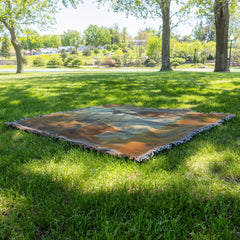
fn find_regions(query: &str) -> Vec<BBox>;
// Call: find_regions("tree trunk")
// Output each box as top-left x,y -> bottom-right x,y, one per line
160,0 -> 172,71
214,0 -> 229,72
9,27 -> 24,73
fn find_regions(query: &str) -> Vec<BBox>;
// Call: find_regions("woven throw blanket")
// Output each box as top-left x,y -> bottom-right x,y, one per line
5,105 -> 235,162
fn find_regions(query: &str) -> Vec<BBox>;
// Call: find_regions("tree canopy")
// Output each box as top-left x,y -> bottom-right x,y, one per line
61,30 -> 83,49
0,0 -> 59,30
96,0 -> 184,71
84,25 -> 111,47
0,36 -> 11,59
0,0 -> 82,73
229,5 -> 240,40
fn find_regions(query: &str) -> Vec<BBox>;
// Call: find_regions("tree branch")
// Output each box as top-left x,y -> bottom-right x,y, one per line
0,17 -> 11,30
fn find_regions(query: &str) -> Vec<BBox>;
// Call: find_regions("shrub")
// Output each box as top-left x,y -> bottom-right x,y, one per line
144,58 -> 156,67
64,56 -> 83,67
114,49 -> 124,55
129,43 -> 134,50
71,57 -> 83,67
120,43 -> 126,48
200,56 -> 207,64
70,48 -> 78,55
147,36 -> 161,62
171,62 -> 180,68
33,56 -> 45,67
133,58 -> 143,67
170,58 -> 185,65
193,55 -> 199,63
193,49 -> 199,63
232,48 -> 240,62
106,45 -> 112,51
94,58 -> 101,66
126,60 -> 134,67
103,49 -> 108,55
123,53 -> 130,67
208,54 -> 215,60
47,57 -> 62,68
112,44 -> 119,51
173,50 -> 187,59
82,49 -> 91,57
94,48 -> 99,54
64,56 -> 75,66
112,55 -> 123,67
102,57 -> 116,67
60,49 -> 68,60
122,47 -> 128,53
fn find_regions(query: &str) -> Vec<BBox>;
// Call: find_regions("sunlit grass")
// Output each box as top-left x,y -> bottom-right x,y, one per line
0,71 -> 239,239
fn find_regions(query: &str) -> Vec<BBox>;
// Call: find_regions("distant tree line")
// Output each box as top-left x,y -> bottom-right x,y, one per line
0,0 -> 239,73
2,26 -> 240,68
13,25 -> 130,52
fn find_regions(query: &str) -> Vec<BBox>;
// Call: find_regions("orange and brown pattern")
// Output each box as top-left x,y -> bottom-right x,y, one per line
5,105 -> 235,161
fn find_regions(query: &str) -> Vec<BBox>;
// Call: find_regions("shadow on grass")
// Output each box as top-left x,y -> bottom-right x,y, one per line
1,144 -> 240,239
0,71 -> 240,239
1,71 -> 239,170
1,72 -> 237,116
1,129 -> 240,239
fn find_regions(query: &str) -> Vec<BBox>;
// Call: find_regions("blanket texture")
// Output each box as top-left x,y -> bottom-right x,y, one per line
5,105 -> 235,161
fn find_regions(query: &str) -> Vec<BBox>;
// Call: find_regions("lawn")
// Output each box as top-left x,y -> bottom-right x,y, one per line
0,71 -> 239,239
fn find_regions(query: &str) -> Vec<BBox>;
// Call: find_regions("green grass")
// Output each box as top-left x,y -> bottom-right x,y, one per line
176,63 -> 215,69
0,71 -> 239,239
0,65 -> 17,69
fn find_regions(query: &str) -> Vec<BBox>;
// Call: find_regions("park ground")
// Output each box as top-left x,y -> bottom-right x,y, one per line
0,71 -> 240,239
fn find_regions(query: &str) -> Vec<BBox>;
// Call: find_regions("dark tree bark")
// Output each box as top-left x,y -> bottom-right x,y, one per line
214,0 -> 229,72
9,27 -> 24,74
160,0 -> 172,71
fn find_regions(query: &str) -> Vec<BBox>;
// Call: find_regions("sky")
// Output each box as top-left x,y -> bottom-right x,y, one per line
40,1 -> 195,37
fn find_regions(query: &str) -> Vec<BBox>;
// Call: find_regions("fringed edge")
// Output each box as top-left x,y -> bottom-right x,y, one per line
136,113 -> 236,162
4,105 -> 236,162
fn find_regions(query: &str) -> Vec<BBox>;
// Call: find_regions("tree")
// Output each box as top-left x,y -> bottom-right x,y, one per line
229,5 -> 240,40
188,0 -> 239,72
214,0 -> 229,71
146,36 -> 162,63
84,25 -> 111,47
159,0 -> 172,71
121,27 -> 128,44
0,0 -> 82,73
134,28 -> 154,45
60,49 -> 68,60
109,24 -> 121,45
193,21 -> 215,42
96,0 -> 177,71
180,35 -> 193,42
1,36 -> 11,59
61,30 -> 83,49
20,29 -> 42,51
41,34 -> 61,48
0,0 -> 61,73
82,48 -> 91,56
